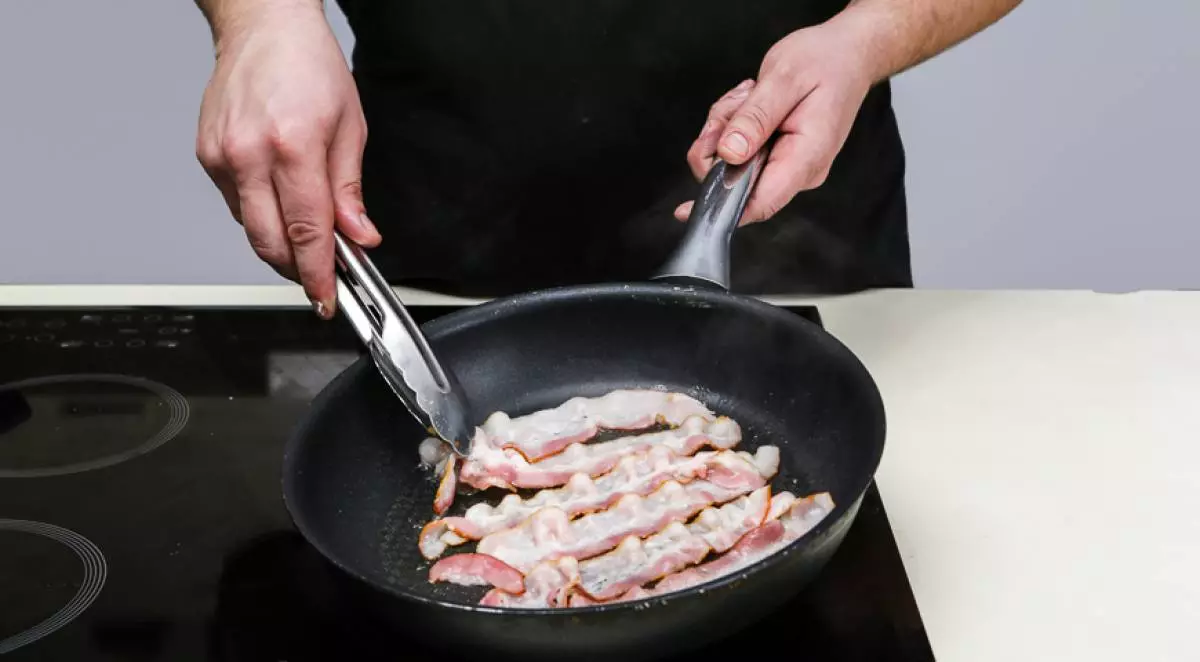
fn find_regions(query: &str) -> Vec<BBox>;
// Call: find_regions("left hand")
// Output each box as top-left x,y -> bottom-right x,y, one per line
677,21 -> 874,224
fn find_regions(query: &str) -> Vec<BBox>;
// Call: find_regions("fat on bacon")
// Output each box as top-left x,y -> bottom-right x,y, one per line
479,557 -> 580,609
618,491 -> 835,599
475,455 -> 772,573
418,445 -> 776,559
428,553 -> 524,595
457,415 -> 741,491
479,487 -> 775,607
479,389 -> 714,463
574,486 -> 773,601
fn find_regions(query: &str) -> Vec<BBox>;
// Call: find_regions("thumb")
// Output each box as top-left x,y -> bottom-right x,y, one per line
328,113 -> 381,247
717,75 -> 805,165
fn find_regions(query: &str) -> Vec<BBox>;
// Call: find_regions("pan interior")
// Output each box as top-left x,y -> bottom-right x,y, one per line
284,286 -> 884,609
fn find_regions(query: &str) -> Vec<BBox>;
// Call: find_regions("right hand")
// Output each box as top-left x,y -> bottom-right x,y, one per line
195,3 -> 381,318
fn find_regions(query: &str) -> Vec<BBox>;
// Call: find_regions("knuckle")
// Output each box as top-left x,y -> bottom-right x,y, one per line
246,235 -> 289,267
220,132 -> 268,170
269,118 -> 327,162
337,178 -> 363,200
760,48 -> 785,75
285,218 -> 327,247
770,60 -> 798,83
195,139 -> 222,170
734,104 -> 772,141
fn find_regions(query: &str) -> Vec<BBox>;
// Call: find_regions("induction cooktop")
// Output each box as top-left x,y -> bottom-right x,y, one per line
0,305 -> 933,661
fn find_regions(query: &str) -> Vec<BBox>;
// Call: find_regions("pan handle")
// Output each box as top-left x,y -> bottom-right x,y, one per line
653,146 -> 770,291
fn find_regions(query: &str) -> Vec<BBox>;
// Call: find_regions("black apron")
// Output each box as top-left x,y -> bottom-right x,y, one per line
335,0 -> 911,297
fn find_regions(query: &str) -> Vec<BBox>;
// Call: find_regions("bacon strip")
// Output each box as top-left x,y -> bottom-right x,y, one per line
477,461 -> 771,573
574,486 -> 773,601
475,490 -> 826,609
621,492 -> 835,599
420,445 -> 778,559
433,456 -> 458,515
428,553 -> 524,594
480,390 -> 714,462
479,558 -> 580,608
459,415 -> 742,491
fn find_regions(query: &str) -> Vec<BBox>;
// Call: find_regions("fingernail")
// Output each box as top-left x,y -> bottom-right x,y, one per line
736,79 -> 755,91
722,132 -> 750,158
674,202 -> 693,221
311,299 -> 332,320
358,213 -> 381,240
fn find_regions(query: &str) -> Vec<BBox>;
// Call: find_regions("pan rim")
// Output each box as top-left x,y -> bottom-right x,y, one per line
282,281 -> 886,616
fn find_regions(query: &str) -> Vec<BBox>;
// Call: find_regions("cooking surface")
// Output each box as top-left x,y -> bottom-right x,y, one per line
0,307 -> 932,661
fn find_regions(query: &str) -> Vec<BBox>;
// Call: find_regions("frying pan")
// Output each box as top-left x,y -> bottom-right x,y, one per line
282,153 -> 886,661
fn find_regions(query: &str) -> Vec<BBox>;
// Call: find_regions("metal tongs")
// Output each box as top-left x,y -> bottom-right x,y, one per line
333,233 -> 473,457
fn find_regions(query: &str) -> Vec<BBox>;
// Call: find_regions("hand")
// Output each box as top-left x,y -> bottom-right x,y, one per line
677,21 -> 874,224
195,3 -> 380,318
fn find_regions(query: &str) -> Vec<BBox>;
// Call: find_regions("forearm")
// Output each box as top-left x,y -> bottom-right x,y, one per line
829,0 -> 1023,83
194,0 -> 322,46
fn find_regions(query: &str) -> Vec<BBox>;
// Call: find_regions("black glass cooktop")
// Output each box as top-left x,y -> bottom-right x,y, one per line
0,306 -> 933,661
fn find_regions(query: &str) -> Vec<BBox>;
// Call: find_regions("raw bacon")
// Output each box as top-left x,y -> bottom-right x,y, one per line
421,446 -> 778,559
481,390 -> 714,462
433,456 -> 458,515
574,486 -> 773,601
418,517 -> 480,560
623,492 -> 835,599
477,467 -> 770,573
458,415 -> 741,491
428,553 -> 524,594
479,558 -> 580,608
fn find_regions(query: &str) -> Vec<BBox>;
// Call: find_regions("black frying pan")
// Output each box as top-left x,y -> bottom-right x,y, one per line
282,156 -> 886,662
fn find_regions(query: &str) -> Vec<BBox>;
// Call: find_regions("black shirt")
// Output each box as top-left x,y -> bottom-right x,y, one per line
335,0 -> 911,296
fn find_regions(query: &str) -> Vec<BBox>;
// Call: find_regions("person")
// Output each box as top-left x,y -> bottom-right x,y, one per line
194,0 -> 1021,318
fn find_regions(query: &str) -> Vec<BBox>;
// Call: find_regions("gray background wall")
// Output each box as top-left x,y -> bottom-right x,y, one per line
0,1 -> 1195,290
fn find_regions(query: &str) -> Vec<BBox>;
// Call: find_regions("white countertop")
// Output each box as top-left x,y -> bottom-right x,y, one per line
2,285 -> 1197,660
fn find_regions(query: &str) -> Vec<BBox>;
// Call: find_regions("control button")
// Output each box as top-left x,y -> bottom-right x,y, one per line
117,328 -> 139,335
4,319 -> 26,329
143,314 -> 162,322
171,314 -> 195,323
126,339 -> 146,348
95,339 -> 114,348
179,328 -> 193,335
33,333 -> 55,343
112,314 -> 132,323
59,340 -> 86,349
80,314 -> 103,323
0,333 -> 15,343
154,339 -> 179,349
158,327 -> 178,335
45,319 -> 66,329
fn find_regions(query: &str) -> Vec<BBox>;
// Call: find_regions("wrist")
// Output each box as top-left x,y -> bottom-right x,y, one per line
822,1 -> 906,85
210,0 -> 324,54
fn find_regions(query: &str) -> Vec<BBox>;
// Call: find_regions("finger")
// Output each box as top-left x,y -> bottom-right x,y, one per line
197,138 -> 243,223
236,172 -> 299,280
687,79 -> 755,180
328,109 -> 381,247
740,90 -> 842,224
206,166 -> 244,224
673,201 -> 694,222
273,149 -> 337,319
718,74 -> 813,165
